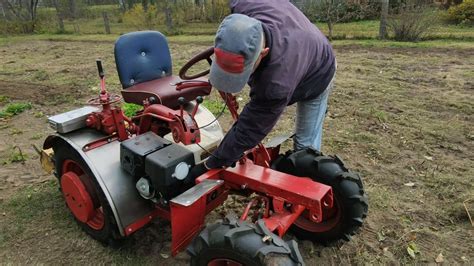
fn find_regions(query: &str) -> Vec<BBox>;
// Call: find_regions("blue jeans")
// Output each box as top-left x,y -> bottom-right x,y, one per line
294,75 -> 335,152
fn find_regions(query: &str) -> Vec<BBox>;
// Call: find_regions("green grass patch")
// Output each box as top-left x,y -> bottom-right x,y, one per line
122,103 -> 143,117
202,98 -> 227,116
2,146 -> 28,165
0,102 -> 32,118
0,95 -> 9,104
332,39 -> 474,49
1,17 -> 473,49
0,180 -> 81,248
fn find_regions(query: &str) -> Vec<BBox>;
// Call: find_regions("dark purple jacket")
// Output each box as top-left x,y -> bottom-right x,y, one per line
206,0 -> 336,168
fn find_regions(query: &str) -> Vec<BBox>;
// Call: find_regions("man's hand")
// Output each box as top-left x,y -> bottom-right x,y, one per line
184,162 -> 209,187
190,162 -> 209,178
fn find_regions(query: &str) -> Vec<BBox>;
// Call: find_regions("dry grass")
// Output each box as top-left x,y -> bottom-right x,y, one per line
0,38 -> 472,264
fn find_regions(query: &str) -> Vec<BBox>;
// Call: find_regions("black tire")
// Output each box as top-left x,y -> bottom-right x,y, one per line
53,142 -> 123,246
188,215 -> 304,266
272,148 -> 368,244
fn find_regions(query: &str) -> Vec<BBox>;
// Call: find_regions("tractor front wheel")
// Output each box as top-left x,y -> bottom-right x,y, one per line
188,215 -> 304,266
53,143 -> 122,246
272,148 -> 368,244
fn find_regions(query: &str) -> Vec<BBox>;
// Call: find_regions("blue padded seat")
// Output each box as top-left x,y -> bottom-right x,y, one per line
114,31 -> 210,107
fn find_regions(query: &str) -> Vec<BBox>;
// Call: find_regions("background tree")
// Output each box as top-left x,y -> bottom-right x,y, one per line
0,0 -> 40,32
304,0 -> 374,40
379,0 -> 389,39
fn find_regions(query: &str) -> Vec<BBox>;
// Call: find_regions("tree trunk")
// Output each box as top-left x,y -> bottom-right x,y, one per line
68,0 -> 76,19
327,20 -> 333,41
117,0 -> 126,12
0,4 -> 6,19
73,22 -> 80,33
164,5 -> 173,32
53,0 -> 64,33
211,0 -> 216,22
379,0 -> 389,39
127,0 -> 134,10
102,11 -> 111,34
141,0 -> 148,11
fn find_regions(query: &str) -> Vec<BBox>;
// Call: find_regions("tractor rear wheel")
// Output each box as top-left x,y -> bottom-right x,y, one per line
53,143 -> 122,246
188,215 -> 304,266
272,148 -> 368,244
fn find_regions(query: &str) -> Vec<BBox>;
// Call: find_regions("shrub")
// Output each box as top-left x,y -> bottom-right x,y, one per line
177,0 -> 229,23
388,8 -> 438,41
301,0 -> 379,23
85,4 -> 122,20
123,4 -> 159,30
0,20 -> 36,34
446,0 -> 474,25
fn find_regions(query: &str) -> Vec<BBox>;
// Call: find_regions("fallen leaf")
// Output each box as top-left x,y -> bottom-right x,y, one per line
407,242 -> 420,259
435,252 -> 444,263
404,182 -> 415,187
377,231 -> 386,242
424,156 -> 433,161
407,246 -> 416,259
160,253 -> 169,259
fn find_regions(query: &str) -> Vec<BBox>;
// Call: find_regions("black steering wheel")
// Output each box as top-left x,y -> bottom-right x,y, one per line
179,47 -> 214,80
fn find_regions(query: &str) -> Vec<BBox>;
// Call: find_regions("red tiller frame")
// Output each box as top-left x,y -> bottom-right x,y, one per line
157,161 -> 334,255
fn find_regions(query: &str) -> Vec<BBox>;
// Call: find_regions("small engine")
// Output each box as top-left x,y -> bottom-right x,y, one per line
120,132 -> 195,201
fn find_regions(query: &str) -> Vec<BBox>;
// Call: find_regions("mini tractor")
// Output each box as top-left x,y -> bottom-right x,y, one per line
40,31 -> 368,265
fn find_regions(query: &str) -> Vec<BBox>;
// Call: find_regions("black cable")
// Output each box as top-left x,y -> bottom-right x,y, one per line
198,93 -> 228,129
196,93 -> 229,161
196,142 -> 220,160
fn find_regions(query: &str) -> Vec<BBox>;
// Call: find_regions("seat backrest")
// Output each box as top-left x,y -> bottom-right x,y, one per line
114,31 -> 172,89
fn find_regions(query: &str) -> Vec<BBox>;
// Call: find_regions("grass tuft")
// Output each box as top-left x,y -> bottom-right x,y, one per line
122,103 -> 143,117
0,102 -> 32,118
0,95 -> 9,104
202,98 -> 227,116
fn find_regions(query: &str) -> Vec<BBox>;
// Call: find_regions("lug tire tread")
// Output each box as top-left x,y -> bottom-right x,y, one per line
272,148 -> 368,245
189,215 -> 304,266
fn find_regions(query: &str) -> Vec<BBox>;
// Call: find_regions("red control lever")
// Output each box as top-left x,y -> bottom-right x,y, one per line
191,96 -> 204,118
177,97 -> 186,118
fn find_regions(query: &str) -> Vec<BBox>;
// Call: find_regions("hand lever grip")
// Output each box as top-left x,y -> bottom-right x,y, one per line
191,96 -> 203,117
96,59 -> 104,78
178,97 -> 186,117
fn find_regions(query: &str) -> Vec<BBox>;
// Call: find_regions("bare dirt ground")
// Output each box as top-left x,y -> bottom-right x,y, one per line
0,39 -> 473,265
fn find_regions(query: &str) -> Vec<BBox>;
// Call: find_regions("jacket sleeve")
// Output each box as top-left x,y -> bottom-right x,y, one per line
205,95 -> 288,168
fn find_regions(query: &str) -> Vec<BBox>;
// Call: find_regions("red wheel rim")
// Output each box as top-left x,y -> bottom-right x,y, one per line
294,196 -> 342,232
61,159 -> 105,230
208,259 -> 242,266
